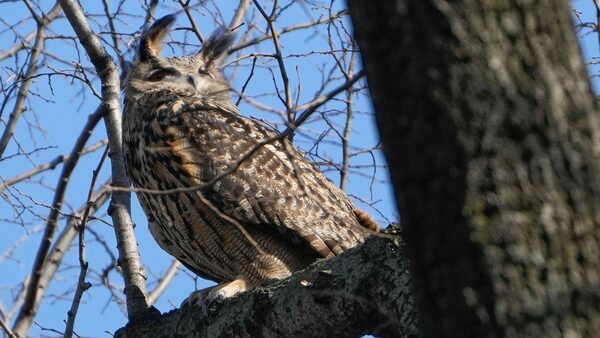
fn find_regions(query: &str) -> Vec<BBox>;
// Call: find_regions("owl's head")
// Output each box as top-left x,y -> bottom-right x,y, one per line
124,15 -> 235,103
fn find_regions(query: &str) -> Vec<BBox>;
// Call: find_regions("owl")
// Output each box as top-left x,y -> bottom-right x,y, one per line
122,15 -> 378,307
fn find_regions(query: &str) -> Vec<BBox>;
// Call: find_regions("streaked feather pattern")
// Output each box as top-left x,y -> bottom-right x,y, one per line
122,15 -> 376,291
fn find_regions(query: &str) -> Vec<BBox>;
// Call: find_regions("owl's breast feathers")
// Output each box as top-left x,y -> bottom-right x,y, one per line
123,96 -> 375,284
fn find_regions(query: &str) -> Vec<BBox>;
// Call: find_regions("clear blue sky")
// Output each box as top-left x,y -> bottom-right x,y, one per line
0,1 -> 597,337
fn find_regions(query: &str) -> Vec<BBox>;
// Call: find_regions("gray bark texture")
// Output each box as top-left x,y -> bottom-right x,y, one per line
59,0 -> 150,320
348,0 -> 600,337
115,233 -> 418,338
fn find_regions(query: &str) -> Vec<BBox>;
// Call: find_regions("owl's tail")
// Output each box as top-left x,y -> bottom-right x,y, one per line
353,208 -> 380,232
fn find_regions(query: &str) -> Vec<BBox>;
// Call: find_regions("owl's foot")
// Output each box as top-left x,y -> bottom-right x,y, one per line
182,276 -> 253,314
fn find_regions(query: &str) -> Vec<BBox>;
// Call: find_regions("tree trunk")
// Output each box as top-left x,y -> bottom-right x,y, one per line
348,0 -> 600,336
116,233 -> 419,338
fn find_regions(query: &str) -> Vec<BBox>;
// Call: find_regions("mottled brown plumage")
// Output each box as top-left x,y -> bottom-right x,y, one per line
122,15 -> 377,304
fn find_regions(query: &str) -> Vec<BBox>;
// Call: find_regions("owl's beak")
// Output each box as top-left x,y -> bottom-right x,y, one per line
186,75 -> 197,87
179,74 -> 209,92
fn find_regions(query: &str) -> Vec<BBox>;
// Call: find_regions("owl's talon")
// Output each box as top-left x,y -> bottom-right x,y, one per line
182,277 -> 253,314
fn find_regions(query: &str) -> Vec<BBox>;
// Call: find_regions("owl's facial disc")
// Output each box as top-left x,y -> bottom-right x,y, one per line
144,64 -> 214,95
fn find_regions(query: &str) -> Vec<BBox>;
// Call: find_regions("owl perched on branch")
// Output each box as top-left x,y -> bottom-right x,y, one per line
122,15 -> 378,306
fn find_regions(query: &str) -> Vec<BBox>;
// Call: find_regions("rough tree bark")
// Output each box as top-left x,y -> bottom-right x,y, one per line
349,0 -> 600,337
116,233 -> 418,338
59,0 -> 150,320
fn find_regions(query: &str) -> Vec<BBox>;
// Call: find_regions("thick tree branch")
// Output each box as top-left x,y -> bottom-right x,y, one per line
116,234 -> 418,338
58,0 -> 150,321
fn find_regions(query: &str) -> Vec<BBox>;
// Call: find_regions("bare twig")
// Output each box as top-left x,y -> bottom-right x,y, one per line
63,145 -> 108,338
0,31 -> 36,62
287,70 -> 365,131
143,0 -> 159,24
12,106 -> 104,337
229,0 -> 251,31
101,0 -> 125,69
236,56 -> 257,105
340,50 -> 357,190
0,139 -> 107,191
229,10 -> 348,53
0,2 -> 62,158
147,260 -> 182,306
178,0 -> 205,43
252,0 -> 294,129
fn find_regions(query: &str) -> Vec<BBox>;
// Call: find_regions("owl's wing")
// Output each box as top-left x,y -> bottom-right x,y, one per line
161,100 -> 369,258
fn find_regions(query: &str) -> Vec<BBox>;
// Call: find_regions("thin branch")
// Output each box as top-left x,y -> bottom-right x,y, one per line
0,317 -> 17,338
0,2 -> 62,158
229,10 -> 348,53
101,0 -> 126,69
147,260 -> 182,306
64,145 -> 108,338
12,106 -> 104,337
0,139 -> 108,191
229,0 -> 251,31
288,69 -> 365,132
252,0 -> 294,129
142,0 -> 159,28
340,50 -> 357,190
0,31 -> 36,62
235,56 -> 257,105
178,0 -> 205,44
22,0 -> 41,25
3,277 -> 28,325
42,184 -> 111,312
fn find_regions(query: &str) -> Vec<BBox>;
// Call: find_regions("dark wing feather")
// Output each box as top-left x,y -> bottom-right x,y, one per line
163,99 -> 369,258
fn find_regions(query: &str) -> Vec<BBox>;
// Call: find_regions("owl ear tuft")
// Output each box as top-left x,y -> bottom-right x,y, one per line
200,28 -> 235,68
139,14 -> 177,62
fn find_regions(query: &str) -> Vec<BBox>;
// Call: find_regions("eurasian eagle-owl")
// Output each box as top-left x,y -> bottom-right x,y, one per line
122,15 -> 378,305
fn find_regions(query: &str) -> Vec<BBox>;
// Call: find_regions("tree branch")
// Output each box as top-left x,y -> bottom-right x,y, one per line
116,233 -> 418,338
11,183 -> 110,337
58,0 -> 150,321
0,2 -> 62,158
12,106 -> 104,337
178,0 -> 205,43
0,139 -> 107,191
63,145 -> 108,338
229,0 -> 250,31
147,260 -> 181,307
252,0 -> 294,127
